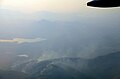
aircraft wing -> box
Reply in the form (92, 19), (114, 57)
(87, 0), (120, 7)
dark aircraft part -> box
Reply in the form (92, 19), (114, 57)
(87, 0), (120, 7)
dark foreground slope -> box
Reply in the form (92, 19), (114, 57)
(12, 52), (120, 79)
(88, 52), (120, 79)
(13, 58), (94, 79)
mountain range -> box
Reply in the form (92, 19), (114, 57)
(11, 52), (120, 79)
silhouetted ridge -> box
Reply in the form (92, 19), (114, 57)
(88, 52), (120, 79)
(11, 52), (120, 79)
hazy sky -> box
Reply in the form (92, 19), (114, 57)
(1, 0), (88, 13)
(0, 0), (119, 17)
(0, 0), (120, 60)
(0, 0), (120, 28)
